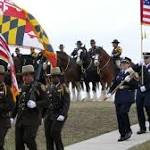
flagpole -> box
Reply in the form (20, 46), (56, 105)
(140, 24), (144, 84)
(140, 0), (144, 85)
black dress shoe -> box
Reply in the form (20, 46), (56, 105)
(126, 131), (133, 139)
(124, 131), (132, 140)
(118, 136), (126, 142)
(137, 130), (146, 135)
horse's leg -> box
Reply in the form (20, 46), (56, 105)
(99, 81), (107, 101)
(72, 82), (76, 101)
(76, 82), (81, 101)
(96, 82), (100, 90)
(92, 82), (97, 101)
(80, 81), (84, 90)
(85, 81), (91, 100)
(105, 80), (113, 101)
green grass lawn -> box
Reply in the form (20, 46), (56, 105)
(4, 101), (138, 150)
(128, 141), (150, 150)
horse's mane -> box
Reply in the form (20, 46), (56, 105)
(56, 51), (70, 58)
(98, 47), (110, 59)
(56, 51), (72, 63)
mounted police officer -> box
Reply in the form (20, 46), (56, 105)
(88, 39), (102, 59)
(0, 65), (15, 150)
(14, 48), (24, 73)
(30, 48), (38, 65)
(11, 65), (48, 150)
(111, 39), (122, 68)
(71, 41), (86, 62)
(107, 57), (138, 142)
(133, 52), (150, 134)
(44, 67), (70, 150)
(59, 44), (65, 52)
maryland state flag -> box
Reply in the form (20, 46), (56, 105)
(0, 0), (57, 67)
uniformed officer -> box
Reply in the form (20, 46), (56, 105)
(88, 39), (102, 58)
(71, 41), (86, 61)
(11, 65), (48, 150)
(133, 52), (150, 134)
(44, 67), (70, 150)
(14, 48), (24, 73)
(111, 39), (123, 68)
(0, 65), (15, 150)
(107, 57), (138, 142)
(15, 48), (21, 56)
(59, 44), (65, 52)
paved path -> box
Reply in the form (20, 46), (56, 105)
(65, 124), (150, 150)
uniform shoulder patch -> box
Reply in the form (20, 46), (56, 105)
(41, 84), (46, 92)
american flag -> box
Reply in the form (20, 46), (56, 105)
(0, 35), (19, 102)
(141, 0), (150, 25)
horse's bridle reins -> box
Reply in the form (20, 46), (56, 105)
(97, 57), (111, 75)
(61, 56), (71, 74)
(81, 59), (93, 73)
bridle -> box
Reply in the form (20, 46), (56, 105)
(97, 56), (111, 75)
(61, 56), (71, 74)
(81, 59), (93, 73)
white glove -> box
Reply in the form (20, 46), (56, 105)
(57, 115), (65, 121)
(124, 76), (131, 82)
(41, 118), (44, 125)
(140, 86), (146, 92)
(126, 67), (134, 74)
(10, 118), (15, 126)
(27, 100), (36, 108)
(106, 93), (112, 99)
(138, 59), (144, 66)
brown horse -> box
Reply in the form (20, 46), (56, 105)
(93, 48), (135, 100)
(93, 48), (116, 100)
(56, 51), (82, 100)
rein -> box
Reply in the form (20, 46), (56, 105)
(62, 56), (71, 73)
(81, 59), (93, 73)
(97, 57), (111, 75)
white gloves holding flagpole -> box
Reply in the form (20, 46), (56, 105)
(27, 100), (36, 108)
(124, 76), (131, 82)
(57, 115), (65, 121)
(140, 86), (146, 92)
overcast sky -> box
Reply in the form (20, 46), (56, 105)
(14, 0), (150, 62)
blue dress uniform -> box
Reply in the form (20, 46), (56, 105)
(133, 52), (150, 134)
(109, 58), (138, 141)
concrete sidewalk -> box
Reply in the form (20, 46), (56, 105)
(65, 124), (150, 150)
